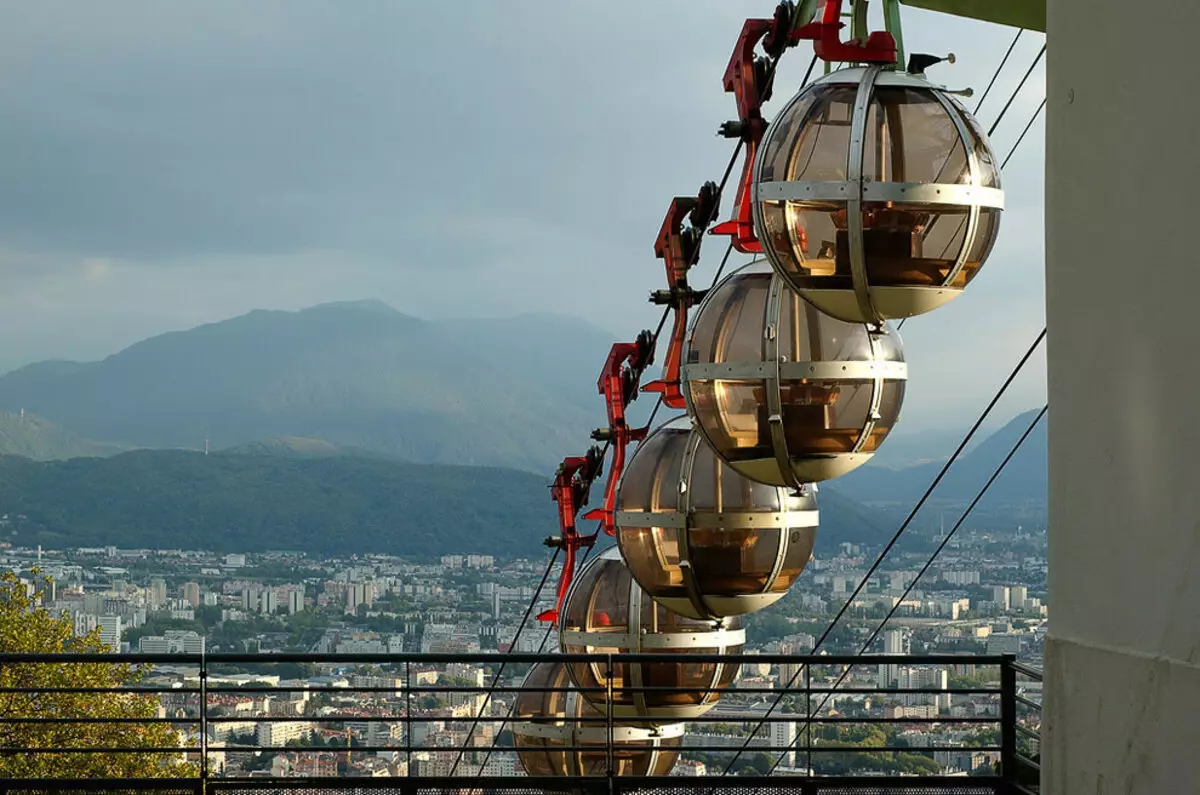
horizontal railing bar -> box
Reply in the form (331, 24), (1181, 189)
(0, 683), (1004, 696)
(1, 742), (1006, 755)
(0, 651), (1013, 665)
(1010, 661), (1043, 680)
(0, 686), (200, 694)
(1016, 724), (1041, 740)
(1014, 693), (1043, 710)
(0, 775), (1010, 789)
(1016, 753), (1042, 771)
(0, 713), (1003, 727)
(0, 717), (201, 724)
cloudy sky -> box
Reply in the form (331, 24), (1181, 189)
(0, 1), (1046, 431)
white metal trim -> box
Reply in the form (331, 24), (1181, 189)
(847, 66), (883, 324)
(614, 509), (820, 530)
(559, 628), (746, 650)
(683, 360), (908, 381)
(757, 180), (1003, 210)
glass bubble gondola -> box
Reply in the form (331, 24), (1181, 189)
(753, 66), (1004, 323)
(513, 661), (683, 777)
(615, 416), (818, 621)
(681, 259), (907, 488)
(558, 547), (744, 720)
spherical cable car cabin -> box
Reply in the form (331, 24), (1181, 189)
(681, 259), (907, 489)
(753, 66), (1004, 323)
(513, 661), (683, 777)
(615, 416), (818, 621)
(558, 547), (744, 720)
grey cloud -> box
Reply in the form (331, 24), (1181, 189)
(0, 1), (1048, 429)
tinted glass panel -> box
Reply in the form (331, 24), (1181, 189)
(688, 380), (771, 462)
(687, 270), (770, 366)
(761, 85), (856, 183)
(864, 87), (968, 185)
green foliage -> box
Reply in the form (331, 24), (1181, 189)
(744, 611), (796, 646)
(0, 571), (196, 778)
(0, 450), (886, 557)
(948, 670), (1001, 690)
(122, 615), (206, 647)
(0, 452), (559, 559)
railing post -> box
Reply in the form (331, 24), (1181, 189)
(605, 652), (615, 790)
(199, 650), (208, 792)
(805, 661), (812, 779)
(1001, 654), (1018, 793)
(405, 660), (413, 777)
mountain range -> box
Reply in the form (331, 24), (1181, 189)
(0, 301), (616, 474)
(0, 300), (1047, 557)
(828, 409), (1048, 507)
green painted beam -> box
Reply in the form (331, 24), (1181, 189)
(899, 0), (1045, 32)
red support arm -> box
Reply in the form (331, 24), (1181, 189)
(792, 0), (897, 65)
(712, 2), (896, 254)
(644, 185), (718, 409)
(584, 332), (655, 537)
(537, 447), (604, 626)
(710, 18), (775, 255)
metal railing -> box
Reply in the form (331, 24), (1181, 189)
(0, 651), (1041, 793)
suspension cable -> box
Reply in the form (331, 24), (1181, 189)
(766, 405), (1047, 774)
(1000, 96), (1045, 170)
(721, 72), (1053, 774)
(473, 539), (601, 774)
(896, 40), (1046, 332)
(448, 547), (560, 775)
(721, 325), (1046, 773)
(986, 43), (1045, 138)
(451, 44), (756, 767)
(973, 29), (1024, 116)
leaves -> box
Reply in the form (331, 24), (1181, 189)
(0, 572), (197, 779)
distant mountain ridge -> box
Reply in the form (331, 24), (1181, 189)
(0, 411), (127, 460)
(829, 409), (1048, 506)
(0, 301), (618, 474)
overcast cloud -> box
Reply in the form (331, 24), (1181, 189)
(0, 1), (1046, 431)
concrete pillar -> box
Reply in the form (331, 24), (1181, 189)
(1044, 2), (1200, 792)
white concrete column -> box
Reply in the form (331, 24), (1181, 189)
(1044, 2), (1200, 792)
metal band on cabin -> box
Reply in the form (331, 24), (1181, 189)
(847, 65), (883, 324)
(930, 88), (985, 289)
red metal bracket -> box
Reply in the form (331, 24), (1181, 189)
(644, 186), (718, 409)
(712, 2), (896, 254)
(792, 0), (898, 65)
(710, 17), (776, 255)
(583, 333), (655, 537)
(537, 447), (604, 626)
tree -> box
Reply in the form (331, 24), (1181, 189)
(749, 752), (774, 775)
(0, 571), (196, 778)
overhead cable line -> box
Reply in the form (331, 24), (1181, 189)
(986, 43), (1045, 138)
(972, 29), (1024, 115)
(448, 547), (560, 775)
(1000, 97), (1045, 170)
(719, 324), (1046, 774)
(454, 12), (779, 767)
(766, 404), (1048, 775)
(897, 42), (1046, 334)
(721, 76), (1054, 774)
(474, 540), (601, 774)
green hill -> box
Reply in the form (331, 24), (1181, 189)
(0, 411), (126, 460)
(0, 450), (890, 559)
